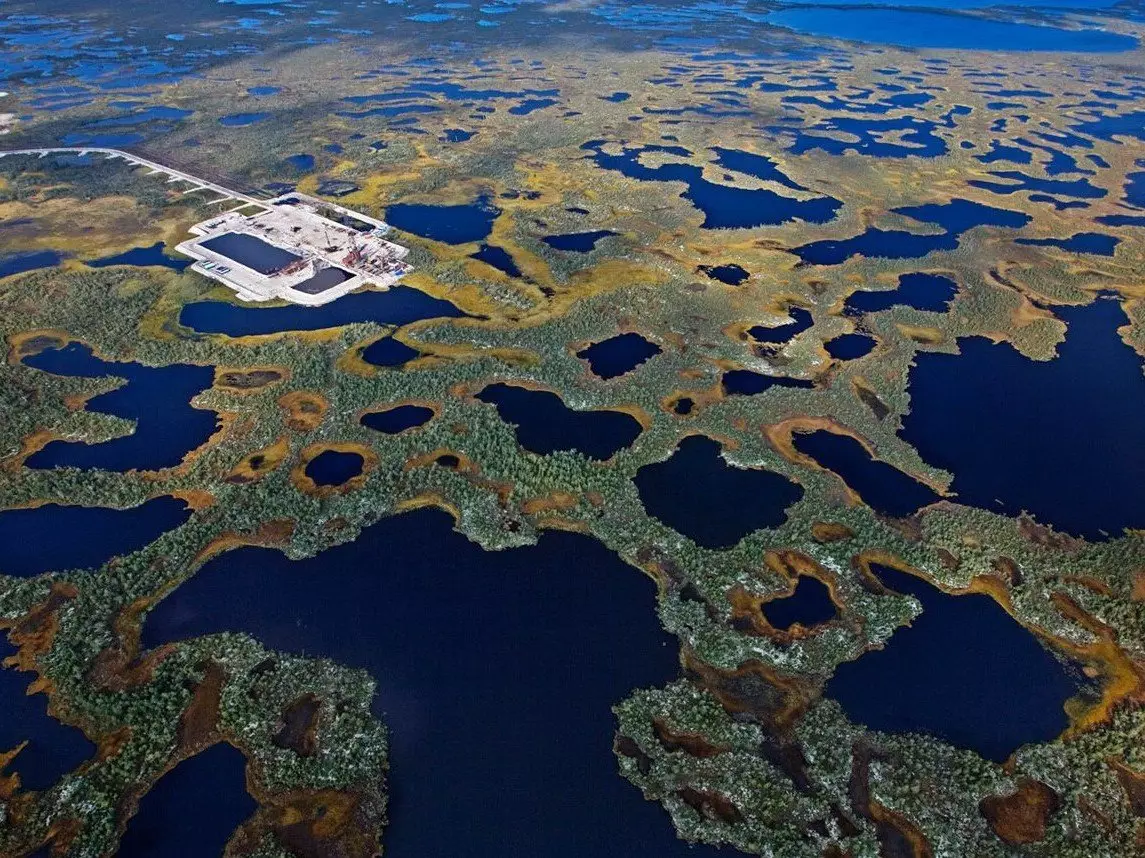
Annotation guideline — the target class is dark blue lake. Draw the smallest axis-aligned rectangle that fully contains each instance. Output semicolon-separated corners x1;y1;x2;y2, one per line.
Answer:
900;297;1145;539
305;450;365;486
470;244;522;278
767;8;1137;53
362;336;421;368
1;251;64;278
476;383;642;460
385;195;500;244
825;333;876;360
583;142;841;229
361;405;435;434
0;640;96;792
23;343;219;473
117;742;256;858
142;507;723;858
179;287;465;336
577;333;662;379
793;431;939;519
86;241;191;272
634;435;803;549
845;273;958;315
543;230;618;252
0;497;190;577
827;563;1080;763
760;576;836;631
699;263;749;285
749;307;813;344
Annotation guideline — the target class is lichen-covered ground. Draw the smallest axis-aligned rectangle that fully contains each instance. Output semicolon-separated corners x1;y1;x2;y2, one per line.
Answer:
1;3;1144;856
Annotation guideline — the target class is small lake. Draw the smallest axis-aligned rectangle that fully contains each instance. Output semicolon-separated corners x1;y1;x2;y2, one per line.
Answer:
749;307;813;345
845;273;957;315
23;343;219;473
116;742;256;858
826;563;1080;763
179;287;465;336
635;435;804;549
86;241;190;272
142;507;723;858
699;263;749;285
577;333;662;380
583;142;841;229
361;405;435;434
542;230;618;252
476;383;642;460
362;336;421;368
1;250;64;278
761;576;836;631
793;431;939;519
0;497;190;577
900;297;1145;539
767;8;1137;53
305;450;365;486
0;640;96;792
385;195;501;244
824;333;876;360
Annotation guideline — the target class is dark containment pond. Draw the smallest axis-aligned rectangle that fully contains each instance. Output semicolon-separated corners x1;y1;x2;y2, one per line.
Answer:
385;194;500;244
1;250;63;278
635;435;803;549
116;742;256;858
826;563;1080;762
305;450;364;486
845;273;958;314
362;336;420;368
476;383;641;460
86;241;190;272
142;507;722;858
0;496;190;577
0;640;96;792
767;8;1137;53
361;405;435;434
900;298;1145;539
23;343;218;473
793;431;940;518
201;232;300;274
723;369;814;396
293;266;352;295
825;333;876;360
699;263;749;285
761;577;836;631
749;307;813;344
542;230;617;252
179;286;465;336
577;333;662;379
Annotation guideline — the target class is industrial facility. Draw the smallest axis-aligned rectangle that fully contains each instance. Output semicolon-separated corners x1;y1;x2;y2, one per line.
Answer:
176;192;412;306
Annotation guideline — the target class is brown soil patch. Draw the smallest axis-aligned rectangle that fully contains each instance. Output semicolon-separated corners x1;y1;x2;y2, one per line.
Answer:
273;695;322;758
215;366;289;394
232;788;379;858
177;661;225;754
227;438;290;484
812;521;855;543
279;390;329;432
652;718;728;758
979;779;1061;845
